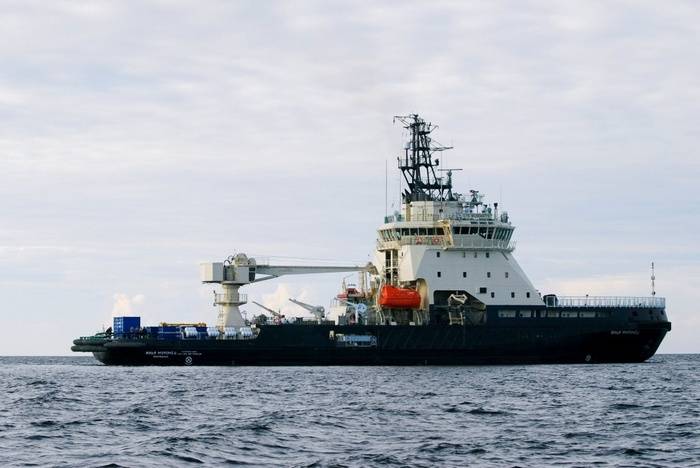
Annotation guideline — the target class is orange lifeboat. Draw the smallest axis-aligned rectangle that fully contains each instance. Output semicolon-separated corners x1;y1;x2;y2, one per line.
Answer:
379;285;421;309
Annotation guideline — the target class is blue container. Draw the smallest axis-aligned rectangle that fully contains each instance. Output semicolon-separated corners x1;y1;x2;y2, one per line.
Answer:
157;332;181;341
113;316;140;334
157;326;180;340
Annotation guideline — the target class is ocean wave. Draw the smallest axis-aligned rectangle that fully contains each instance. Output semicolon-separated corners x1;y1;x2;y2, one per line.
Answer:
0;355;697;467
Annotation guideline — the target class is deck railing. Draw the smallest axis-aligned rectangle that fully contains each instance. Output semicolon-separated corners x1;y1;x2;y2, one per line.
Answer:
384;213;498;223
214;293;248;305
546;296;665;308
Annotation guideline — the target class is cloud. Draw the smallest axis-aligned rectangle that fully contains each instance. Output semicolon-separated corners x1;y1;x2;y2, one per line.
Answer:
260;283;315;319
111;293;145;317
0;1;698;354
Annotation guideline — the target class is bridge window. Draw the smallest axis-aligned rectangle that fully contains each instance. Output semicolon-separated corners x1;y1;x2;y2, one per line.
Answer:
436;228;444;235
479;287;487;294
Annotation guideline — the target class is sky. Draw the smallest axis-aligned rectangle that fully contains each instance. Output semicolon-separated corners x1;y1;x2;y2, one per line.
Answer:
0;1;698;354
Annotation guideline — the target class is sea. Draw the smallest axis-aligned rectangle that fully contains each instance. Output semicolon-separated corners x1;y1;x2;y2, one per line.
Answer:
0;355;698;467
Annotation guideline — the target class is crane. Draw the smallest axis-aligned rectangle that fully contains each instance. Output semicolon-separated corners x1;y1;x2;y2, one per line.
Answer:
200;253;368;329
252;301;284;324
288;298;325;323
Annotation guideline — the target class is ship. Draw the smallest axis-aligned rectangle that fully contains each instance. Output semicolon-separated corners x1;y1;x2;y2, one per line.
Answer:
72;114;671;365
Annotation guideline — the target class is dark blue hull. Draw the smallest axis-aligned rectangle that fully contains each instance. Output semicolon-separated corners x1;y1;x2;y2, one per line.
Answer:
74;307;671;366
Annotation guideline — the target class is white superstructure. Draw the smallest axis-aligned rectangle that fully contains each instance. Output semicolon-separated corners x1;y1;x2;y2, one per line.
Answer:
375;192;542;308
362;114;545;324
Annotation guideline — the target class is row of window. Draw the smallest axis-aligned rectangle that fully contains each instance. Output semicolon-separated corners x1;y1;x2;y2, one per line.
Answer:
378;226;514;242
478;286;531;299
497;310;610;319
378;227;445;241
452;226;513;241
436;270;511;280
436;252;491;258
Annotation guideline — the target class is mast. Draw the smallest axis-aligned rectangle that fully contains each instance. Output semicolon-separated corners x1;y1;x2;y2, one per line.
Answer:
393;114;453;203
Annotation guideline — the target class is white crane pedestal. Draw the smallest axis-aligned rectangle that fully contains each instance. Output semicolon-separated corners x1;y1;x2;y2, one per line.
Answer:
214;284;247;329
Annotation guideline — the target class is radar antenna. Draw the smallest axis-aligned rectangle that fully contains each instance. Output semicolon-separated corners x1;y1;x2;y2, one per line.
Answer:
651;262;656;296
393;114;454;202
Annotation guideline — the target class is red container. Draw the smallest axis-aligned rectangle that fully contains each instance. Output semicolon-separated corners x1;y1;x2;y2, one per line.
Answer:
379;285;421;309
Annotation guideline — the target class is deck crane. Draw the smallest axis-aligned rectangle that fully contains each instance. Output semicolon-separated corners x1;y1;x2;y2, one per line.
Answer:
200;253;366;329
252;301;284;324
289;298;326;323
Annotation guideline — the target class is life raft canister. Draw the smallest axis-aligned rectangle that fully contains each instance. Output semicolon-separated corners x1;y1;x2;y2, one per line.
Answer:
379;285;421;309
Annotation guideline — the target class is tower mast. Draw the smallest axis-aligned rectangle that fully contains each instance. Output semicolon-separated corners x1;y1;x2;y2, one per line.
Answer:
393;114;453;203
